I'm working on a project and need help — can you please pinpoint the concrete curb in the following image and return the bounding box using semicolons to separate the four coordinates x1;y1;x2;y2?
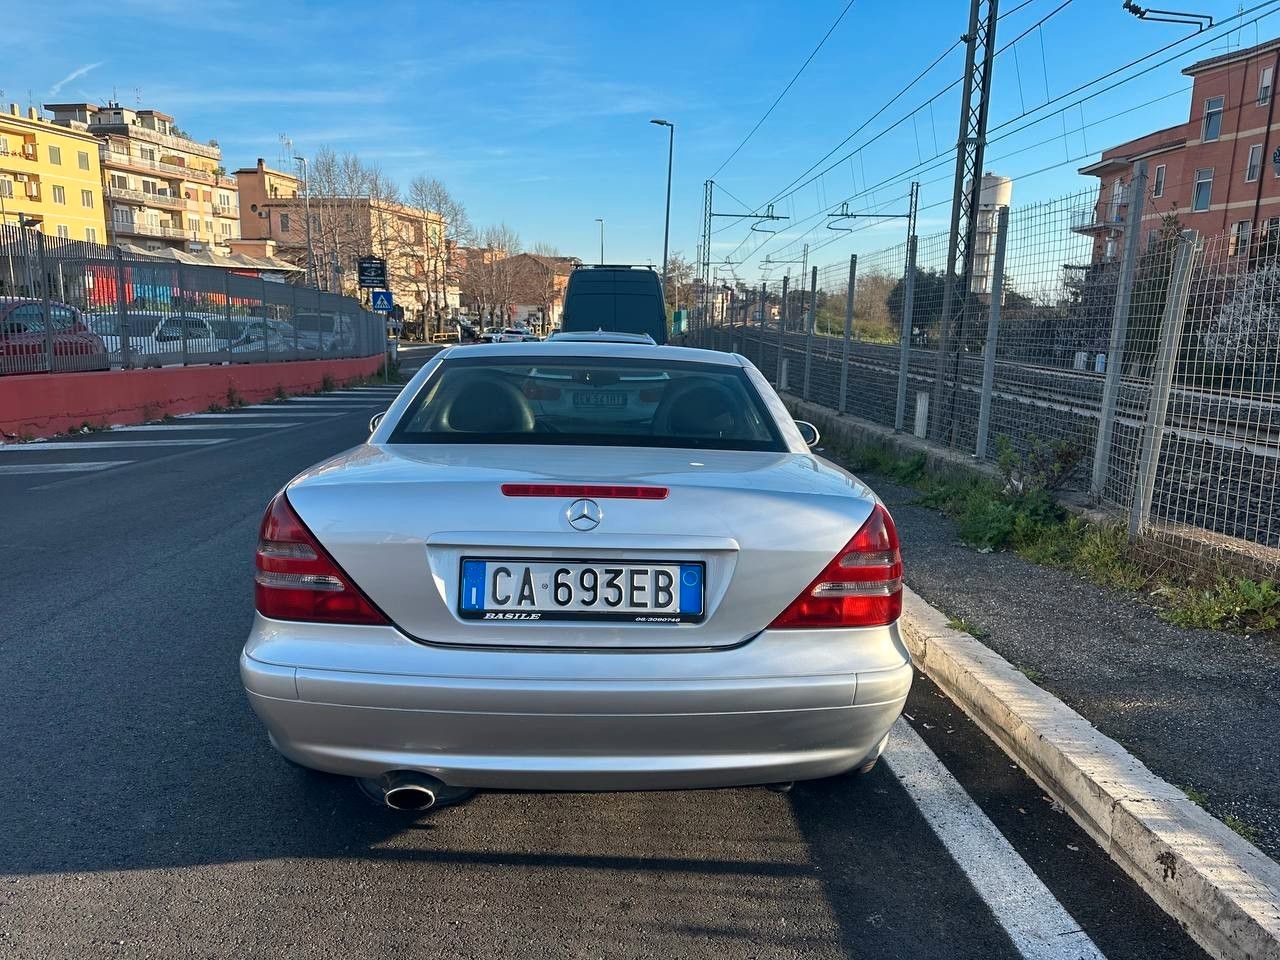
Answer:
899;586;1280;960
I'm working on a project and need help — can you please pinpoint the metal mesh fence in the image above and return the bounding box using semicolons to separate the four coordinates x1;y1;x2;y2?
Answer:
0;223;387;376
689;182;1280;582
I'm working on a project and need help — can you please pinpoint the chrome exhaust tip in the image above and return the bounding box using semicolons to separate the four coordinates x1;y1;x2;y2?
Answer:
379;771;442;811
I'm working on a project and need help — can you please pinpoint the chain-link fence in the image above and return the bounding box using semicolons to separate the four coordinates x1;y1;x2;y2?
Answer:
0;223;388;377
693;175;1280;582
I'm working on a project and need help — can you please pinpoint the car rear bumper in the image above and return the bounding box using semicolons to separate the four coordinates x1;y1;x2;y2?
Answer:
241;615;913;790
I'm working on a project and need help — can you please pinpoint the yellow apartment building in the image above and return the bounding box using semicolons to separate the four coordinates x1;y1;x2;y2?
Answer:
46;102;240;255
0;103;107;242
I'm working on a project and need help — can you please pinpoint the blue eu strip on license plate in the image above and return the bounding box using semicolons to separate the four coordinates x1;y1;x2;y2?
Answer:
459;559;704;622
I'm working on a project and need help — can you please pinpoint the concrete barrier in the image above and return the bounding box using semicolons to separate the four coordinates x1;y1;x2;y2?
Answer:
1;355;387;440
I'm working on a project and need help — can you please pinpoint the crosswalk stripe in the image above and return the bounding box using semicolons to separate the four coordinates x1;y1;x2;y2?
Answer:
0;439;228;451
886;719;1106;960
111;422;303;432
0;461;131;475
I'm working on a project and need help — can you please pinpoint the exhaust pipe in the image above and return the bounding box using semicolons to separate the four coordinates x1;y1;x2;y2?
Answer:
379;771;444;811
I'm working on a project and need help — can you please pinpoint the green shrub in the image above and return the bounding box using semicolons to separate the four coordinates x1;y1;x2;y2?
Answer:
1157;577;1280;633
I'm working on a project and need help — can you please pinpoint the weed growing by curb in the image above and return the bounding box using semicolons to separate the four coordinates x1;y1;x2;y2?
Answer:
1224;814;1261;844
946;616;987;639
320;374;336;393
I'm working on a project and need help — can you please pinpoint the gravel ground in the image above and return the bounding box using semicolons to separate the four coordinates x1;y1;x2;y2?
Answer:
852;469;1280;863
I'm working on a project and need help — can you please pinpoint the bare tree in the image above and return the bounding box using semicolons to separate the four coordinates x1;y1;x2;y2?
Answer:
663;251;696;314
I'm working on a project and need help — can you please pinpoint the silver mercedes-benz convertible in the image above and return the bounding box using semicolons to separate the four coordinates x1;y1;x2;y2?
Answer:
241;340;912;810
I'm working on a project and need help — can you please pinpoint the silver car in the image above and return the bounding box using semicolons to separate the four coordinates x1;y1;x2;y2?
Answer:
241;341;911;810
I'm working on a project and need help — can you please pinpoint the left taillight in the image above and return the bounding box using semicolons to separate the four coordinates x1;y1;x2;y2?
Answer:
768;503;903;629
254;491;388;625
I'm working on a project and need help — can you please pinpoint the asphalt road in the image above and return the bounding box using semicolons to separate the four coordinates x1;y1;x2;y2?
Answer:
0;349;1209;959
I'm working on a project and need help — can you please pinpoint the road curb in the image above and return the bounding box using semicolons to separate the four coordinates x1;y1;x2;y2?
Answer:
898;586;1280;960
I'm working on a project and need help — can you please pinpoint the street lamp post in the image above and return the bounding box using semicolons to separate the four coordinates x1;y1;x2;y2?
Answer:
650;119;674;298
294;156;314;288
595;218;604;265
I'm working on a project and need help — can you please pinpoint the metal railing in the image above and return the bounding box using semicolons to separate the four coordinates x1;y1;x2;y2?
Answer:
0;223;389;378
689;172;1280;581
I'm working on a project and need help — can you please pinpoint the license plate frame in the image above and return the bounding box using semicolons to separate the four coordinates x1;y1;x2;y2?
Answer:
457;557;706;624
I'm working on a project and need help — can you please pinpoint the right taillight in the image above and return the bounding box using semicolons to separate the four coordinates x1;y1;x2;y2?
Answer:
768;504;903;629
254;492;388;625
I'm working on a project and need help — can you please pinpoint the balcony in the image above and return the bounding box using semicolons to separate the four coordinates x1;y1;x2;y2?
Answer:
103;151;214;183
117;220;187;240
89;122;220;160
1071;206;1127;235
212;203;238;218
109;187;186;210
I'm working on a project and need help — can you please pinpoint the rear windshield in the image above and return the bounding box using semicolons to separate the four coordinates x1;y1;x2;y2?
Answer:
389;355;784;451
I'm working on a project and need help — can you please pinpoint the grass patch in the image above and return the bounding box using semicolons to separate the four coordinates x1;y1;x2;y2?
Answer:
833;437;1278;636
272;385;288;402
206;402;225;414
225;386;245;409
1182;785;1209;808
320;374;336;393
1223;815;1260;844
946;616;986;639
1019;666;1046;685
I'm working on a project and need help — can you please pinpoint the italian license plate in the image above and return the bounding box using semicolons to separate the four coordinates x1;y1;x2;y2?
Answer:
458;558;705;623
573;390;626;407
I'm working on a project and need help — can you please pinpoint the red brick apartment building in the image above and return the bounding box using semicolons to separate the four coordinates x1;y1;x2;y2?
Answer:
1078;37;1280;261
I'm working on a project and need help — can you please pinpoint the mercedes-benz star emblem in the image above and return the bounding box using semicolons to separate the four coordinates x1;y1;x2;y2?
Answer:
566;498;602;531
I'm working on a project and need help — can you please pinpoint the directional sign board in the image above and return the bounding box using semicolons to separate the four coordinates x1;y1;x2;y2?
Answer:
371;290;394;313
358;256;387;289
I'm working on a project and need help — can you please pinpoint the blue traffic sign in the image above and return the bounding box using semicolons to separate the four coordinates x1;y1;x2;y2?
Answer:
371;290;394;312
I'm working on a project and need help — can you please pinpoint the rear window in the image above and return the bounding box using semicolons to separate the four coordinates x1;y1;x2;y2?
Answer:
389;355;784;451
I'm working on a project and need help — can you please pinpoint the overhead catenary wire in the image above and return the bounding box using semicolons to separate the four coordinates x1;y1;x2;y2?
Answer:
707;0;858;180
728;0;1280;272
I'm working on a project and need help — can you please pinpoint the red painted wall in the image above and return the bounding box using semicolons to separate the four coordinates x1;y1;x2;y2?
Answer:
1;355;387;440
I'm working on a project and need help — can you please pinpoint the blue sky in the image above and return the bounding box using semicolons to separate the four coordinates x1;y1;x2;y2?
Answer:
6;0;1278;274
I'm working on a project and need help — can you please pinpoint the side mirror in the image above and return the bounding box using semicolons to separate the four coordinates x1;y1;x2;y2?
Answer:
369;411;385;434
795;420;820;448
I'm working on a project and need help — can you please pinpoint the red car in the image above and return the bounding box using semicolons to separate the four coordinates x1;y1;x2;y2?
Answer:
0;299;111;376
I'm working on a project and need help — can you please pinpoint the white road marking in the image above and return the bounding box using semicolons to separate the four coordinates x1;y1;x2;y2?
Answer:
269;396;390;403
110;422;303;431
0;461;130;475
885;719;1106;960
0;439;228;451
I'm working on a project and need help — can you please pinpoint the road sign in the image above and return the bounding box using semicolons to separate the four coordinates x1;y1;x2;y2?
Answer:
358;257;387;289
371;290;394;313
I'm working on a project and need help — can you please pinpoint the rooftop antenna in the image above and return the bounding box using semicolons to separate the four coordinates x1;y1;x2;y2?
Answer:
134;86;142;108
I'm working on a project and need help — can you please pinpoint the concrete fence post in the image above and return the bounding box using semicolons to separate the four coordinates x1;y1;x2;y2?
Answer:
36;232;55;375
776;274;789;387
803;265;817;401
1091;160;1149;499
1129;231;1197;539
175;261;189;367
894;234;918;432
975;205;1010;460
840;254;856;414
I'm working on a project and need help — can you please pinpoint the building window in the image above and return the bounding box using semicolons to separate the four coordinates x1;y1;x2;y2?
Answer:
109;174;128;191
140;147;155;162
1193;168;1213;211
204;219;213;234
81;189;94;208
48;145;62;165
1230;219;1252;257
0;135;8;154
188;216;199;231
279;213;290;233
77;150;90;170
1147;228;1160;249
1261;66;1274;105
1153;164;1166;197
0;177;13;199
56;225;70;239
221;221;232;237
52;185;66;205
85;227;97;243
1104;237;1117;260
1248;144;1264;182
1203;96;1224;142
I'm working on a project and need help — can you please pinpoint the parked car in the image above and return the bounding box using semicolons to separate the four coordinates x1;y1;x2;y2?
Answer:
561;264;668;344
497;326;538;342
242;340;910;812
478;326;504;344
292;312;355;353
225;319;301;358
86;311;221;368
0;298;110;375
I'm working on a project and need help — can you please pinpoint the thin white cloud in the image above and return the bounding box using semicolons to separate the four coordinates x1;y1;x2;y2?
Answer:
49;61;103;97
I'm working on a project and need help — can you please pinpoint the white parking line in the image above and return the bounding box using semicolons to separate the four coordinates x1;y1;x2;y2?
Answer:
271;396;391;403
0;461;131;475
111;422;303;431
0;439;228;451
885;719;1106;960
